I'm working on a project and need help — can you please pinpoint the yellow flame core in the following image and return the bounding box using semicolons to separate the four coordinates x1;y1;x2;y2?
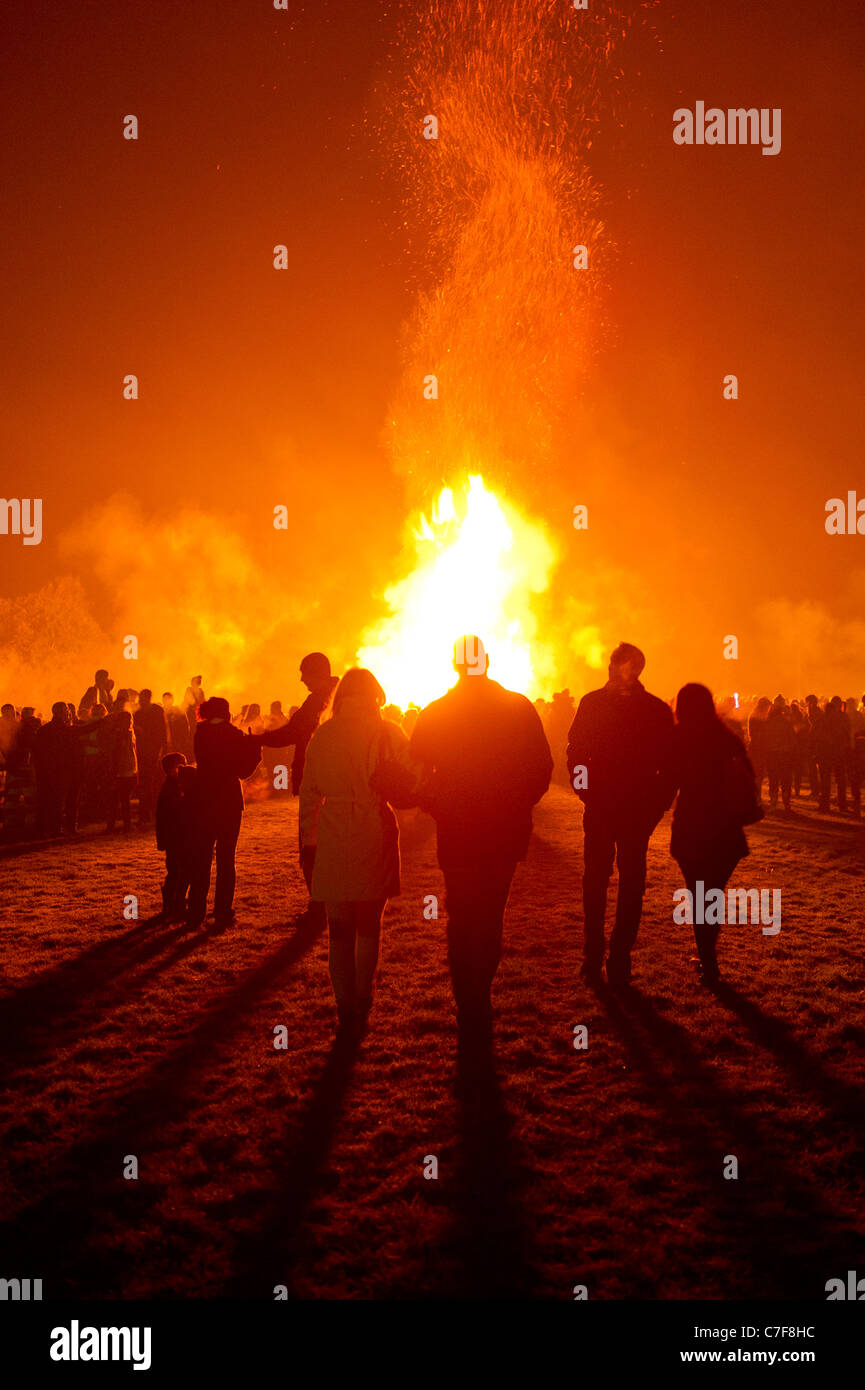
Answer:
357;475;557;709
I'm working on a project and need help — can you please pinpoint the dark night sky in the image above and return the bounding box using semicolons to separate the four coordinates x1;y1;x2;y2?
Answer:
2;0;864;700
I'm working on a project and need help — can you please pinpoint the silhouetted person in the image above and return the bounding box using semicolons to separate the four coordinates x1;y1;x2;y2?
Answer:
155;753;189;920
163;691;193;760
805;694;827;803
567;642;675;987
824;696;851;813
747;697;771;804
183;675;205;741
245;702;264;734
262;699;289;786
845;696;864;820
670;684;761;986
258;652;339;919
187;697;261;929
15;708;41;835
259;653;338;792
76;703;110;824
765;694;796;812
107;709;138;832
79;668;114;718
0;705;18;834
0;705;26;836
717;695;746;743
265;699;286;728
300;668;416;1030
133;689;167;825
33;701;76;837
410;636;553;1036
547;689;577;786
789;700;808;797
0;703;18;759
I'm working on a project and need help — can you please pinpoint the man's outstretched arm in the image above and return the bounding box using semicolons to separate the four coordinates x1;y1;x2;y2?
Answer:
258;696;317;748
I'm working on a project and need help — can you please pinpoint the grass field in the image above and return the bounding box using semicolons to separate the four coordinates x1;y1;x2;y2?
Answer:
1;786;863;1299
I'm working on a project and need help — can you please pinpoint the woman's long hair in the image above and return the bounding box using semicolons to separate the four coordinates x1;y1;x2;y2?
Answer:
333;668;385;715
674;683;729;748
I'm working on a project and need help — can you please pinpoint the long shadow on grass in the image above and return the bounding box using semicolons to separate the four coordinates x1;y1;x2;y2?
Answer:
0;911;326;1296
443;1032;536;1298
218;1026;363;1298
713;982;865;1166
753;811;862;855
599;985;863;1297
403;1030;535;1301
0;922;210;1080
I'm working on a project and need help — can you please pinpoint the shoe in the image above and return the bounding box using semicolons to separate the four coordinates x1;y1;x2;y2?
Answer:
605;959;632;989
580;960;604;986
691;954;720;987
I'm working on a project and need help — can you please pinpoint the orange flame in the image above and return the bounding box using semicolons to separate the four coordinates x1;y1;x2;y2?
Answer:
357;475;557;707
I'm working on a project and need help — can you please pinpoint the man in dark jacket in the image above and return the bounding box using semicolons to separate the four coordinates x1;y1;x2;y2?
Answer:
823;696;851;813
410;636;553;1035
256;652;339;920
567;642;675;987
78;669;114;718
162;691;193;760
258;653;338;795
133;689;168;825
764;695;796;812
188;697;261;929
34;702;76;837
804;694;827;803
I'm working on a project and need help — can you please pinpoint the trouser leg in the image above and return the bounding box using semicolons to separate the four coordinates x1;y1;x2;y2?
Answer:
107;779;120;830
768;760;779;804
187;837;214;923
65;780;79;832
213;814;241;918
444;861;514;1025
818;759;830;809
608;831;650;977
582;814;616;971
41;787;62;837
684;870;731;979
446;912;502;1023
163;851;181;913
299;843;327;929
849;754;862;817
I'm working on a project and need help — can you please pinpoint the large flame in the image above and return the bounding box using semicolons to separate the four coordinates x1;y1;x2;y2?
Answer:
357;474;557;708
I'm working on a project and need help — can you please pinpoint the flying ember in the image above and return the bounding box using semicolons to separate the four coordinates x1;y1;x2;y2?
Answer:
357;474;557;709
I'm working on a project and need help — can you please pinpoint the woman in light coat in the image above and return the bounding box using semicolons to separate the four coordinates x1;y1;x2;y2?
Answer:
299;668;417;1029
